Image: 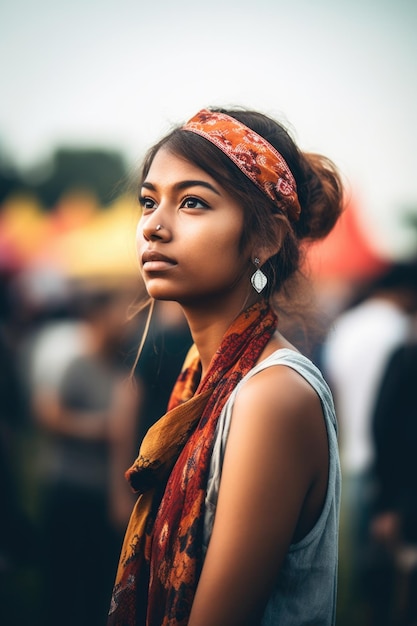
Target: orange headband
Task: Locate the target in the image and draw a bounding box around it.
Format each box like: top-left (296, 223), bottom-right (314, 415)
top-left (181, 109), bottom-right (301, 221)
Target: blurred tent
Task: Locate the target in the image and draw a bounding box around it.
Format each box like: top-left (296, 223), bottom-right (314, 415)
top-left (0, 192), bottom-right (140, 283)
top-left (0, 194), bottom-right (49, 273)
top-left (34, 193), bottom-right (139, 281)
top-left (305, 198), bottom-right (389, 282)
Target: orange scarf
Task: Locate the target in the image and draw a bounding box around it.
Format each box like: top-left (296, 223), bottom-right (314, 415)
top-left (108, 300), bottom-right (277, 626)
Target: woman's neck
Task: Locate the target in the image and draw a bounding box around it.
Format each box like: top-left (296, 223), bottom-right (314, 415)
top-left (180, 293), bottom-right (263, 378)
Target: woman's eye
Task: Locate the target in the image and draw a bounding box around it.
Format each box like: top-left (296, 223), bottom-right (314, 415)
top-left (139, 196), bottom-right (156, 210)
top-left (180, 197), bottom-right (209, 209)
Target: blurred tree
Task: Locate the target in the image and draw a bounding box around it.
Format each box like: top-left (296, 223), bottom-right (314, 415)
top-left (33, 148), bottom-right (128, 209)
top-left (0, 148), bottom-right (28, 204)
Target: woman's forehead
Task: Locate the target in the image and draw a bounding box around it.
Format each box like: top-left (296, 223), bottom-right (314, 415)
top-left (144, 147), bottom-right (220, 188)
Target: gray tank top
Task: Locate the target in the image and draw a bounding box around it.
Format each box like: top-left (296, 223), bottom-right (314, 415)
top-left (203, 349), bottom-right (341, 626)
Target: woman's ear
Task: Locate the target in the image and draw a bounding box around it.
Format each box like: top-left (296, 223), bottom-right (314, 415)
top-left (251, 214), bottom-right (287, 266)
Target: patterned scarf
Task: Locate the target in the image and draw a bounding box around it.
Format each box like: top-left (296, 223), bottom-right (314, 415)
top-left (108, 300), bottom-right (277, 626)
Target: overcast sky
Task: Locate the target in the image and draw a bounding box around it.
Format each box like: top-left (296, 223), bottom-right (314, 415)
top-left (1, 0), bottom-right (416, 257)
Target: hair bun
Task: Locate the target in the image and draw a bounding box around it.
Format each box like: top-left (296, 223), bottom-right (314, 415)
top-left (296, 152), bottom-right (345, 241)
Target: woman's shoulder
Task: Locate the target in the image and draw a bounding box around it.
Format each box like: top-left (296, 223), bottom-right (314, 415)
top-left (236, 347), bottom-right (336, 425)
top-left (242, 348), bottom-right (325, 400)
top-left (234, 350), bottom-right (323, 431)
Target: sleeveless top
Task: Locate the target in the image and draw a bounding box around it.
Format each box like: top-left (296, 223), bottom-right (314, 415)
top-left (203, 349), bottom-right (341, 626)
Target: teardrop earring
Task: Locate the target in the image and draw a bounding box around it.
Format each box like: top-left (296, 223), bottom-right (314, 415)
top-left (251, 257), bottom-right (267, 293)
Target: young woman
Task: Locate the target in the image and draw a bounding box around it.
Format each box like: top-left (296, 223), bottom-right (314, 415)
top-left (108, 108), bottom-right (344, 626)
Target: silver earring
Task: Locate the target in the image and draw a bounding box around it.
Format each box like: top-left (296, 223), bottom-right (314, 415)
top-left (251, 257), bottom-right (267, 293)
top-left (156, 224), bottom-right (162, 231)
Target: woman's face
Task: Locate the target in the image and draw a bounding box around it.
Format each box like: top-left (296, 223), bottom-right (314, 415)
top-left (136, 147), bottom-right (252, 307)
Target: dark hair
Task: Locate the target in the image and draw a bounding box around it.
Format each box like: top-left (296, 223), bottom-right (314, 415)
top-left (139, 107), bottom-right (344, 299)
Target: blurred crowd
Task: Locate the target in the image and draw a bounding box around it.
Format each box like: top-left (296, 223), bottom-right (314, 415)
top-left (320, 259), bottom-right (417, 626)
top-left (1, 185), bottom-right (417, 625)
top-left (0, 264), bottom-right (192, 626)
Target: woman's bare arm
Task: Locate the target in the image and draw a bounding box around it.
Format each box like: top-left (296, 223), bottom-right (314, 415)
top-left (189, 365), bottom-right (328, 626)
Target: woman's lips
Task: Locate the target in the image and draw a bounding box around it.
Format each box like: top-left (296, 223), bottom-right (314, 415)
top-left (142, 250), bottom-right (177, 271)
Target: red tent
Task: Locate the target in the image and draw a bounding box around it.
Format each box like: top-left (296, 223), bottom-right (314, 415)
top-left (305, 199), bottom-right (389, 281)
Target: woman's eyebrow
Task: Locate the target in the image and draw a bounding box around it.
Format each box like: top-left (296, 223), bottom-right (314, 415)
top-left (175, 180), bottom-right (221, 195)
top-left (141, 180), bottom-right (221, 196)
top-left (141, 181), bottom-right (156, 190)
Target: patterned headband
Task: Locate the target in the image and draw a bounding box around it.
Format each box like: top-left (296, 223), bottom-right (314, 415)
top-left (181, 109), bottom-right (301, 221)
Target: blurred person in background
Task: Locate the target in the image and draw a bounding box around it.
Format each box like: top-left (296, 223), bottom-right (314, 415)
top-left (0, 271), bottom-right (39, 626)
top-left (369, 329), bottom-right (417, 626)
top-left (322, 259), bottom-right (417, 625)
top-left (29, 285), bottom-right (139, 626)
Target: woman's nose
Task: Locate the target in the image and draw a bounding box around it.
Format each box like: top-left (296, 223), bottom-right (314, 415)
top-left (141, 218), bottom-right (172, 242)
